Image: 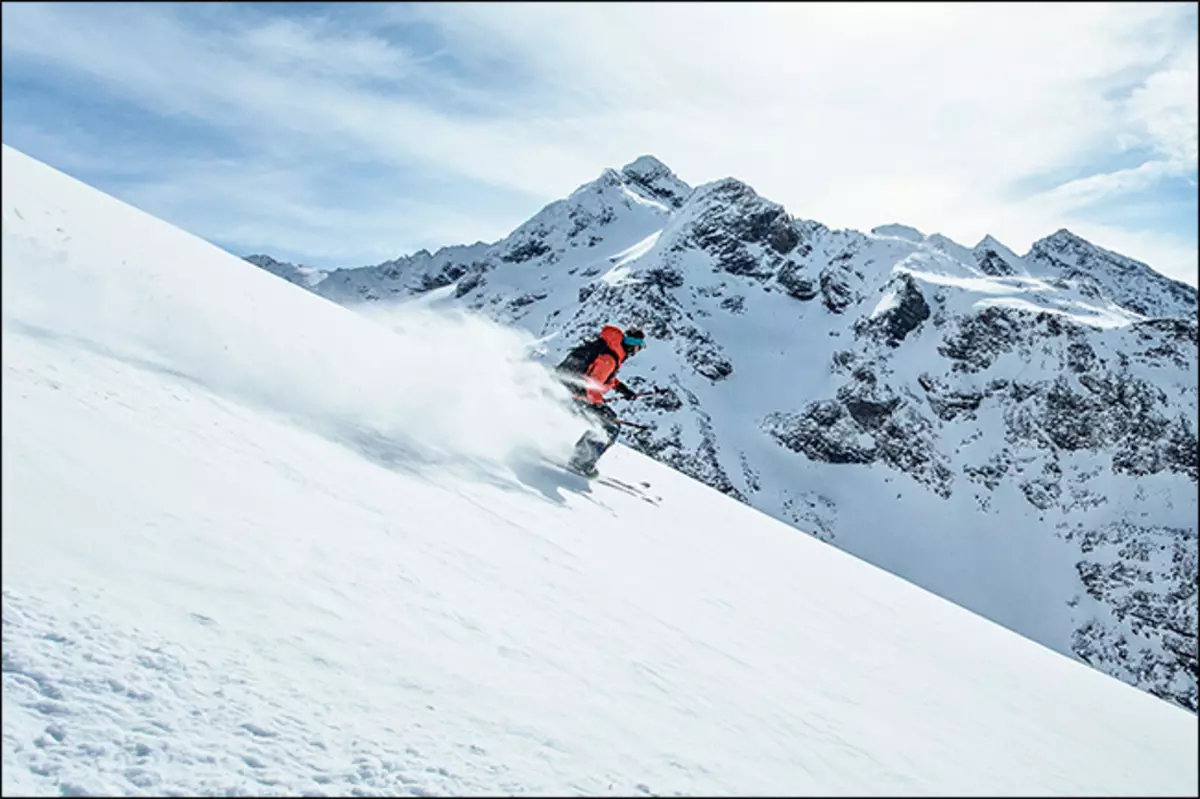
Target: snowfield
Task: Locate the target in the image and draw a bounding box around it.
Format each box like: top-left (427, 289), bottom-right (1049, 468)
top-left (2, 144), bottom-right (1197, 796)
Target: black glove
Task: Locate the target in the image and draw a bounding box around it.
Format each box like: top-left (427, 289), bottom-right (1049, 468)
top-left (615, 381), bottom-right (638, 400)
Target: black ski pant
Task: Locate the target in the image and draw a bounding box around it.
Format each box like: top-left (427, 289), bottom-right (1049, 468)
top-left (569, 400), bottom-right (620, 470)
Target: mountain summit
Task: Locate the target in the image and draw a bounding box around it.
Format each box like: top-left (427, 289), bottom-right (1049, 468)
top-left (247, 155), bottom-right (1198, 713)
top-left (619, 154), bottom-right (692, 208)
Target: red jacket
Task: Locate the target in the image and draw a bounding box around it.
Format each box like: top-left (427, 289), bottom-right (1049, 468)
top-left (581, 325), bottom-right (631, 405)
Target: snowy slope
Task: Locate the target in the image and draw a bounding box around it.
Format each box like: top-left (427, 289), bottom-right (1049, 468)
top-left (249, 157), bottom-right (1199, 713)
top-left (5, 146), bottom-right (1198, 796)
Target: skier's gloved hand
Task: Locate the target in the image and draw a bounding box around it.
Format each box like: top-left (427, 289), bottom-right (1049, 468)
top-left (615, 381), bottom-right (638, 401)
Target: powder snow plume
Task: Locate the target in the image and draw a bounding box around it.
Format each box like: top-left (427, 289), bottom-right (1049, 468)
top-left (324, 301), bottom-right (588, 468)
top-left (1, 144), bottom-right (585, 475)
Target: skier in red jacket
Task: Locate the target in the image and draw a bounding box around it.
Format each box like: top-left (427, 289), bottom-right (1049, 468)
top-left (554, 325), bottom-right (646, 476)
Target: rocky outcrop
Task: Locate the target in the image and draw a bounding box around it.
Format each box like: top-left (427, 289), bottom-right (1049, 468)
top-left (764, 401), bottom-right (877, 465)
top-left (938, 306), bottom-right (1026, 372)
top-left (776, 260), bottom-right (819, 301)
top-left (1070, 520), bottom-right (1198, 711)
top-left (858, 274), bottom-right (930, 347)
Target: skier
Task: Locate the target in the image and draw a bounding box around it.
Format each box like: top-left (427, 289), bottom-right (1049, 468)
top-left (554, 324), bottom-right (647, 477)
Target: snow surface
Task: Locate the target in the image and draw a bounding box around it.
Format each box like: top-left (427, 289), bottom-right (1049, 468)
top-left (973, 296), bottom-right (1138, 329)
top-left (869, 290), bottom-right (899, 318)
top-left (3, 144), bottom-right (1198, 796)
top-left (609, 230), bottom-right (664, 270)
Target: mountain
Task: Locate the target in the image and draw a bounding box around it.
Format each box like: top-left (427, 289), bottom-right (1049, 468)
top-left (243, 253), bottom-right (329, 288)
top-left (5, 143), bottom-right (1197, 796)
top-left (246, 155), bottom-right (1199, 713)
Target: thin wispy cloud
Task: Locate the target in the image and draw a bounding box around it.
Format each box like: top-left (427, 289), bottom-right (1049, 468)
top-left (2, 2), bottom-right (1196, 284)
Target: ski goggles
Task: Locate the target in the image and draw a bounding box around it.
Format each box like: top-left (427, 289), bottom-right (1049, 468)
top-left (623, 336), bottom-right (645, 351)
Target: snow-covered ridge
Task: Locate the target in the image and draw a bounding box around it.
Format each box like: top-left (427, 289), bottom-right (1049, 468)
top-left (619, 154), bottom-right (692, 209)
top-left (4, 142), bottom-right (1197, 796)
top-left (1026, 228), bottom-right (1198, 319)
top-left (250, 155), bottom-right (1198, 713)
top-left (243, 253), bottom-right (328, 288)
top-left (871, 223), bottom-right (926, 242)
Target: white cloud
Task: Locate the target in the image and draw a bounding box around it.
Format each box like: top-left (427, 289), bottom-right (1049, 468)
top-left (1123, 41), bottom-right (1199, 169)
top-left (236, 18), bottom-right (419, 81)
top-left (1, 2), bottom-right (1196, 284)
top-left (1037, 161), bottom-right (1180, 211)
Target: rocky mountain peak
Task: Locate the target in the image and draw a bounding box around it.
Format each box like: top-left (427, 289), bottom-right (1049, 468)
top-left (971, 235), bottom-right (1024, 278)
top-left (690, 176), bottom-right (764, 205)
top-left (1037, 227), bottom-right (1087, 249)
top-left (672, 177), bottom-right (804, 275)
top-left (1027, 228), bottom-right (1099, 265)
top-left (1027, 229), bottom-right (1197, 319)
top-left (619, 155), bottom-right (692, 209)
top-left (245, 253), bottom-right (284, 268)
top-left (682, 177), bottom-right (792, 236)
top-left (871, 223), bottom-right (926, 242)
top-left (621, 154), bottom-right (674, 177)
top-left (973, 234), bottom-right (1010, 253)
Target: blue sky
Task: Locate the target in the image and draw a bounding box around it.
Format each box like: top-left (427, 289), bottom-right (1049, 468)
top-left (2, 2), bottom-right (1196, 285)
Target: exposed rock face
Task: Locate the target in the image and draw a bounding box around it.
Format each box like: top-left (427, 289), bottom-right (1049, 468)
top-left (776, 260), bottom-right (818, 301)
top-left (620, 155), bottom-right (692, 209)
top-left (1070, 520), bottom-right (1197, 711)
top-left (858, 273), bottom-right (931, 347)
top-left (764, 401), bottom-right (878, 465)
top-left (247, 156), bottom-right (1199, 713)
top-left (975, 247), bottom-right (1018, 277)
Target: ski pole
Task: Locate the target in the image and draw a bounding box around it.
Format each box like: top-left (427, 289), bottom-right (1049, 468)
top-left (617, 419), bottom-right (653, 430)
